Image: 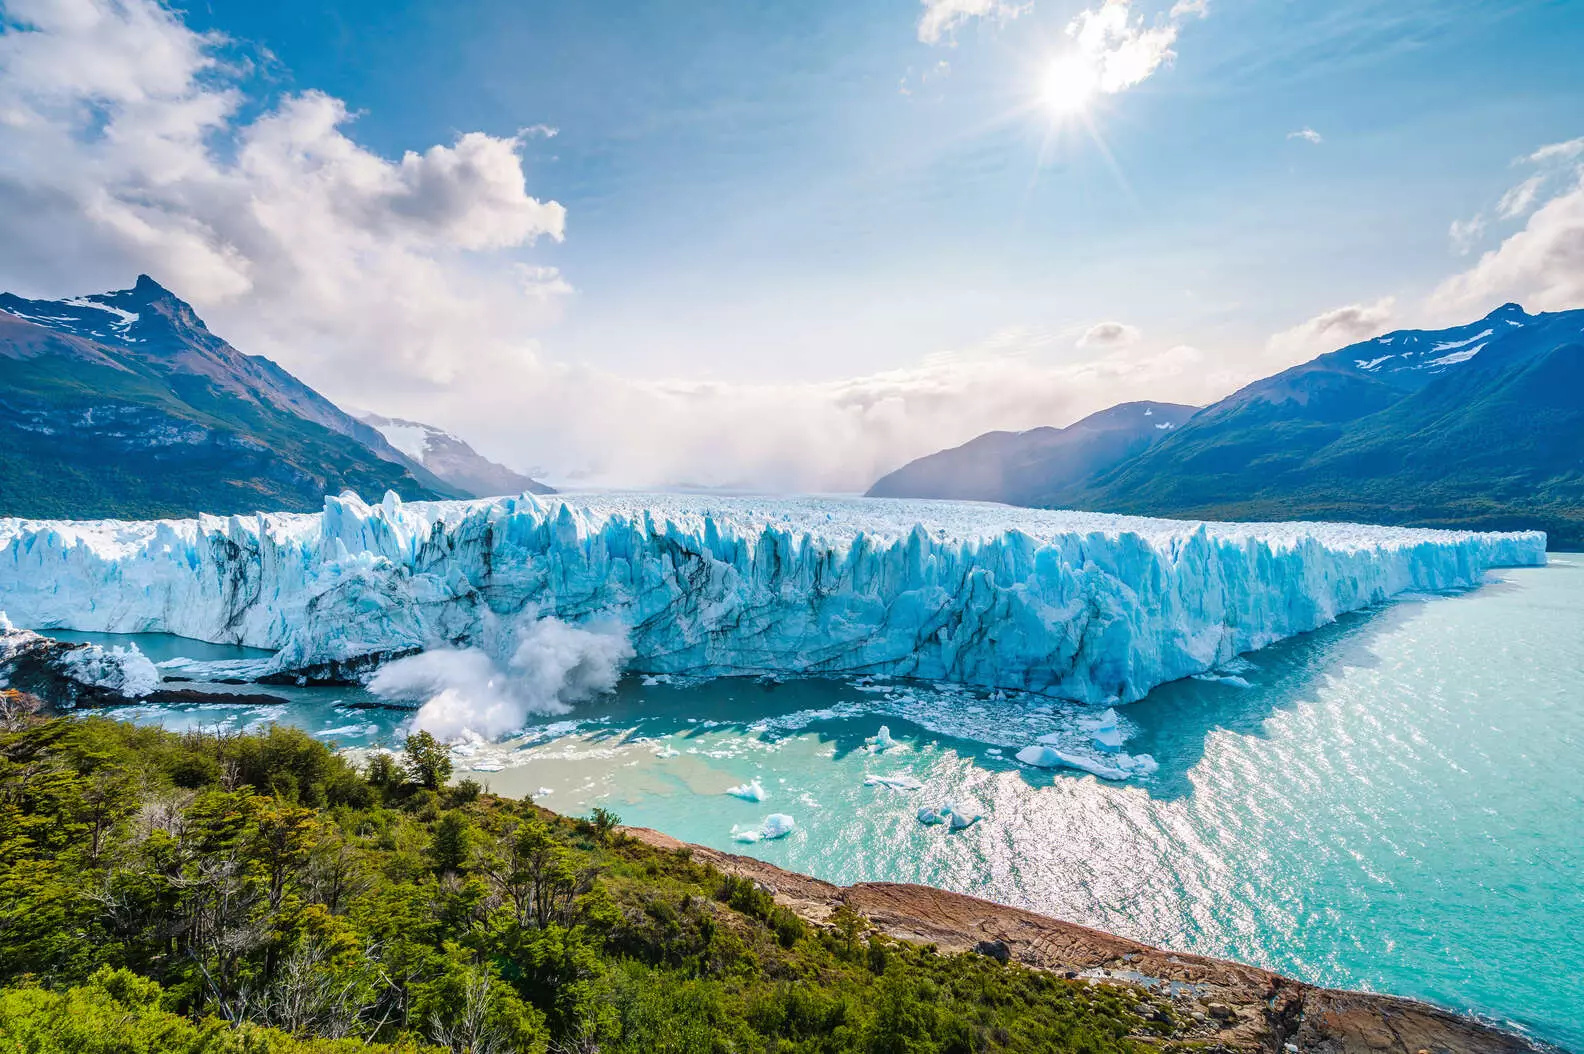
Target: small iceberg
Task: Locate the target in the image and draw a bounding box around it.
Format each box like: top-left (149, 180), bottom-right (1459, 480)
top-left (867, 725), bottom-right (900, 753)
top-left (1091, 726), bottom-right (1126, 753)
top-left (917, 802), bottom-right (982, 829)
top-left (946, 802), bottom-right (982, 831)
top-left (733, 813), bottom-right (797, 842)
top-left (864, 774), bottom-right (924, 791)
top-left (1015, 744), bottom-right (1157, 781)
top-left (725, 778), bottom-right (769, 802)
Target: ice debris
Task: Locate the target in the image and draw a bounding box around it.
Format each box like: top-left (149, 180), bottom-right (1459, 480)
top-left (733, 813), bottom-right (797, 843)
top-left (867, 725), bottom-right (901, 753)
top-left (725, 778), bottom-right (769, 802)
top-left (916, 802), bottom-right (982, 830)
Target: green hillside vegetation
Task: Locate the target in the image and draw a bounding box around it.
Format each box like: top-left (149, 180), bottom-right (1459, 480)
top-left (0, 354), bottom-right (445, 521)
top-left (0, 712), bottom-right (1170, 1053)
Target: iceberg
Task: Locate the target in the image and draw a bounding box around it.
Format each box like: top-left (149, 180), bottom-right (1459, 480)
top-left (0, 492), bottom-right (1545, 704)
top-left (726, 778), bottom-right (769, 802)
top-left (946, 803), bottom-right (983, 830)
top-left (867, 725), bottom-right (901, 753)
top-left (733, 813), bottom-right (796, 842)
top-left (917, 806), bottom-right (948, 826)
top-left (1014, 743), bottom-right (1157, 781)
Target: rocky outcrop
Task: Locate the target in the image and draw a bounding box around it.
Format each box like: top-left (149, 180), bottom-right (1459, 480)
top-left (626, 827), bottom-right (1545, 1054)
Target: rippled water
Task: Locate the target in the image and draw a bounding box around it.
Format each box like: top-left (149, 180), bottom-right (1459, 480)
top-left (51, 560), bottom-right (1584, 1049)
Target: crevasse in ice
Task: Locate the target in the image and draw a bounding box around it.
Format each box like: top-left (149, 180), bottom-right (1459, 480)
top-left (0, 491), bottom-right (1546, 703)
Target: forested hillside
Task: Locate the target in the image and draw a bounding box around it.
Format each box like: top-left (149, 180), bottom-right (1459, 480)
top-left (0, 706), bottom-right (1163, 1053)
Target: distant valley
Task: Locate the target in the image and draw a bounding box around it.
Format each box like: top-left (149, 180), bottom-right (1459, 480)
top-left (870, 304), bottom-right (1584, 549)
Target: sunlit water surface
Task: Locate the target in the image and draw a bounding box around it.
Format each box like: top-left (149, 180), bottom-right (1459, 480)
top-left (54, 560), bottom-right (1584, 1049)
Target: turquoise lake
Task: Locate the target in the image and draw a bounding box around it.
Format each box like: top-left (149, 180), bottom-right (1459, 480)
top-left (52, 558), bottom-right (1584, 1050)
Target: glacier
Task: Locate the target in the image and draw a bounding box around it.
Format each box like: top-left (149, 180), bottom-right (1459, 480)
top-left (0, 491), bottom-right (1546, 705)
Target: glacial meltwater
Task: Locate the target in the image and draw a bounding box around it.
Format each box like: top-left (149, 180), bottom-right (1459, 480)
top-left (45, 559), bottom-right (1584, 1049)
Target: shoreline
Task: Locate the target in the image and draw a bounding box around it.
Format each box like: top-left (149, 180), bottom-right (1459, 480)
top-left (623, 826), bottom-right (1553, 1054)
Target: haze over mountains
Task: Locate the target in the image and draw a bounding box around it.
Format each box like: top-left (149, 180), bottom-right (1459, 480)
top-left (355, 410), bottom-right (553, 499)
top-left (0, 277), bottom-right (545, 519)
top-left (868, 401), bottom-right (1198, 506)
top-left (872, 304), bottom-right (1584, 548)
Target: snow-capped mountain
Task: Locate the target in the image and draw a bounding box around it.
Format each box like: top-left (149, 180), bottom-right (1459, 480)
top-left (355, 411), bottom-right (553, 498)
top-left (0, 275), bottom-right (463, 519)
top-left (874, 303), bottom-right (1584, 547)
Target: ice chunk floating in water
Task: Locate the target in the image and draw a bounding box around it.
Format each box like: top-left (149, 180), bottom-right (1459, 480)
top-left (0, 492), bottom-right (1545, 704)
top-left (732, 813), bottom-right (797, 842)
top-left (725, 778), bottom-right (769, 802)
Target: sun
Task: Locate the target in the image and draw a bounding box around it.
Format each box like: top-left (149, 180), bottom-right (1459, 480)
top-left (1041, 53), bottom-right (1099, 117)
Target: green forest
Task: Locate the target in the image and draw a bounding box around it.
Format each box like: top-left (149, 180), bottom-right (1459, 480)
top-left (0, 707), bottom-right (1174, 1053)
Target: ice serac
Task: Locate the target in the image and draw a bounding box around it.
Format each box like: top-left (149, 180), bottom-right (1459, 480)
top-left (0, 493), bottom-right (1547, 703)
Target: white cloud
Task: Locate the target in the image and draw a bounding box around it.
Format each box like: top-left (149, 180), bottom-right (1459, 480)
top-left (1429, 170), bottom-right (1584, 318)
top-left (1287, 127), bottom-right (1323, 145)
top-left (1525, 136), bottom-right (1584, 165)
top-left (1496, 173), bottom-right (1544, 219)
top-left (0, 0), bottom-right (566, 390)
top-left (1449, 214), bottom-right (1486, 255)
top-left (1266, 297), bottom-right (1397, 363)
top-left (1060, 0), bottom-right (1209, 98)
top-left (1427, 134), bottom-right (1584, 318)
top-left (917, 0), bottom-right (1025, 45)
top-left (1076, 321), bottom-right (1141, 348)
top-left (490, 329), bottom-right (1233, 492)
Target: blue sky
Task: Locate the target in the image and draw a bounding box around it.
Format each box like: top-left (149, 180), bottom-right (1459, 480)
top-left (2, 0), bottom-right (1582, 486)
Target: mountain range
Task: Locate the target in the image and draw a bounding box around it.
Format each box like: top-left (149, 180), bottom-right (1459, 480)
top-left (868, 401), bottom-right (1198, 506)
top-left (869, 304), bottom-right (1584, 548)
top-left (0, 276), bottom-right (547, 519)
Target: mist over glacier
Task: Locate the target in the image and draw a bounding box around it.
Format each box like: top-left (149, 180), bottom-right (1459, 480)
top-left (0, 492), bottom-right (1546, 720)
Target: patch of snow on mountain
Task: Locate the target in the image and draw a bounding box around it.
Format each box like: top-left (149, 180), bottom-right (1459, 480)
top-left (373, 422), bottom-right (432, 461)
top-left (1431, 329), bottom-right (1493, 353)
top-left (1355, 356), bottom-right (1394, 371)
top-left (62, 298), bottom-right (138, 328)
top-left (1423, 343), bottom-right (1486, 369)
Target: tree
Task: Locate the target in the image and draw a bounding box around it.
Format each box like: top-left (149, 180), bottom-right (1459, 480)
top-left (403, 731), bottom-right (451, 791)
top-left (428, 812), bottom-right (472, 875)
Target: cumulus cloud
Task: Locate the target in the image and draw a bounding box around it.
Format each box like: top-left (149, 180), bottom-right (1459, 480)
top-left (1169, 0), bottom-right (1209, 18)
top-left (0, 0), bottom-right (566, 390)
top-left (1076, 321), bottom-right (1141, 348)
top-left (1429, 173), bottom-right (1584, 318)
top-left (1428, 135), bottom-right (1584, 318)
top-left (1067, 0), bottom-right (1183, 95)
top-left (1266, 297), bottom-right (1396, 363)
top-left (917, 0), bottom-right (1025, 45)
top-left (1287, 127), bottom-right (1323, 145)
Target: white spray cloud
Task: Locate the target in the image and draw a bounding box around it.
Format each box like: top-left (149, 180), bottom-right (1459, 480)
top-left (367, 617), bottom-right (632, 741)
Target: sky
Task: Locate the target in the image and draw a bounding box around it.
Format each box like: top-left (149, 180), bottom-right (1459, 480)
top-left (0, 0), bottom-right (1581, 490)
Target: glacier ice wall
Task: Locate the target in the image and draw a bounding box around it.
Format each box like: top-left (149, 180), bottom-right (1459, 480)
top-left (0, 492), bottom-right (1547, 704)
